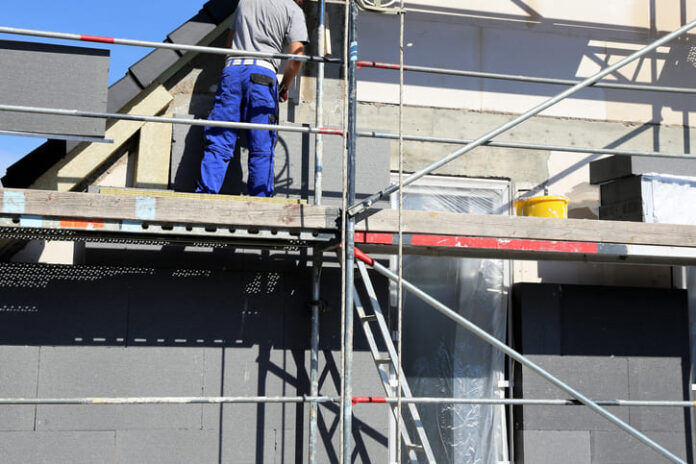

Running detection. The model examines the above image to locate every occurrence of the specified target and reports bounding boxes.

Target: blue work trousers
[196,64,278,197]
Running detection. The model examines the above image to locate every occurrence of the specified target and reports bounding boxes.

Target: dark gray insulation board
[0,261,390,463]
[590,155,696,185]
[512,283,693,464]
[0,40,109,139]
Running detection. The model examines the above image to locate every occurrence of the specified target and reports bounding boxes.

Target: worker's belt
[228,58,276,73]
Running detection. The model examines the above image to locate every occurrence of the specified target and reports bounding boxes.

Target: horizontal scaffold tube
[0,396,341,405]
[0,396,692,407]
[0,103,345,136]
[353,247,687,464]
[0,102,688,161]
[357,130,694,160]
[357,60,696,95]
[352,397,696,407]
[0,26,343,65]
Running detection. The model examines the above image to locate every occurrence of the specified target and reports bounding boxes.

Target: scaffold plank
[5,188,696,264]
[97,187,306,205]
[356,232,696,265]
[357,209,696,248]
[0,188,338,230]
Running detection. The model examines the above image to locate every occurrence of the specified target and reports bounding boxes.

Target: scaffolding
[1,2,696,463]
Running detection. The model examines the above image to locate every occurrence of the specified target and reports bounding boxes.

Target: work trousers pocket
[250,73,275,87]
[249,73,278,141]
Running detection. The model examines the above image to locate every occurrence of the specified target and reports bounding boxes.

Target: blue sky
[0,1,207,178]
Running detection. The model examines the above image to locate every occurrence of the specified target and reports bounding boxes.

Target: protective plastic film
[642,173,696,225]
[392,178,510,463]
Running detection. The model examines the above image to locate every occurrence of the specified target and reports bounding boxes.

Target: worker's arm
[279,41,305,98]
[226,29,235,48]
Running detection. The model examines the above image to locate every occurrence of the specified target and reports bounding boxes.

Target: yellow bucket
[514,195,568,218]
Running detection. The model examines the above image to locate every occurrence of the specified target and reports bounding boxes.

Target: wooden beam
[0,189,338,230]
[98,187,306,205]
[357,209,696,248]
[5,187,696,250]
[31,85,173,192]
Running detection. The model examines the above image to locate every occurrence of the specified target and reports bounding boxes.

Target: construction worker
[196,0,308,197]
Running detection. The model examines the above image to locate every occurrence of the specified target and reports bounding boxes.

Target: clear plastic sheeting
[391,177,510,464]
[641,173,696,225]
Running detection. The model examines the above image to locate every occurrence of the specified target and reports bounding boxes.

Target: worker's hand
[278,85,289,103]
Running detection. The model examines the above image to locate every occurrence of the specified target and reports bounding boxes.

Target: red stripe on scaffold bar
[80,35,115,44]
[352,396,387,405]
[410,235,599,254]
[355,232,394,245]
[318,128,345,136]
[354,247,375,266]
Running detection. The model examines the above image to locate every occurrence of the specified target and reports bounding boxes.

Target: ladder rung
[354,266,436,464]
[405,443,424,451]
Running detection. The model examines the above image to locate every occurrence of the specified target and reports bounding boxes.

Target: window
[390,175,511,464]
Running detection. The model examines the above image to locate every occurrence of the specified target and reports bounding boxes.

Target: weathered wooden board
[5,188,696,249]
[357,209,696,248]
[0,189,338,230]
[97,187,306,205]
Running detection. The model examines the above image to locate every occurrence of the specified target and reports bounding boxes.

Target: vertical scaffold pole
[314,0,327,205]
[310,0,327,455]
[308,248,323,464]
[342,1,359,462]
[396,1,406,461]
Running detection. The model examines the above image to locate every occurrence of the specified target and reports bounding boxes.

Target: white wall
[357,1,696,126]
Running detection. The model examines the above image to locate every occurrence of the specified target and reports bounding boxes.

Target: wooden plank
[134,118,173,189]
[98,187,306,205]
[0,189,338,230]
[31,85,173,192]
[357,209,696,248]
[5,187,696,250]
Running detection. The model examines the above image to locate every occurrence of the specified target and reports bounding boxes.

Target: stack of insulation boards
[590,156,696,225]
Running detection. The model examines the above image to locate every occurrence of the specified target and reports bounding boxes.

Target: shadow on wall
[356,0,696,191]
[0,261,383,351]
[512,282,694,464]
[358,1,696,110]
[171,121,304,197]
[0,260,389,463]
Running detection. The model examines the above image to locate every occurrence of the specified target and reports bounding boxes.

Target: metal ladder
[353,260,437,464]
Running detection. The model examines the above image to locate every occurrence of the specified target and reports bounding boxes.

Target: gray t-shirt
[227,0,309,72]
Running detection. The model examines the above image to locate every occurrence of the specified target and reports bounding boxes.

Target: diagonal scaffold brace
[353,247,686,464]
[347,18,696,218]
